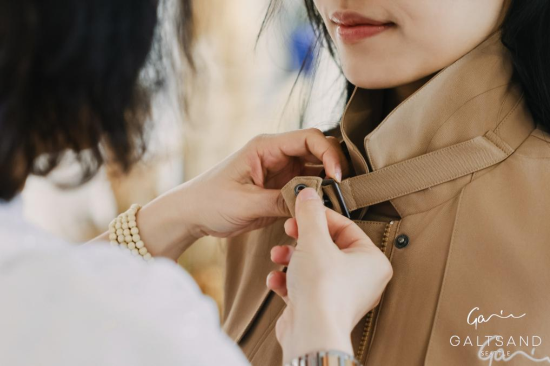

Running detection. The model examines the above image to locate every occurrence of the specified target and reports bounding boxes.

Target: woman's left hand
[127,128,348,260]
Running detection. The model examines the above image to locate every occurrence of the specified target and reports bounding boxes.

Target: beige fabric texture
[222,30,550,366]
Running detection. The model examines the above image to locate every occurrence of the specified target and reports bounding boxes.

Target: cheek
[336,26,441,89]
[312,0,329,22]
[312,0,333,40]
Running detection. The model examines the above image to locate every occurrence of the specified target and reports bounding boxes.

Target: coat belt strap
[282,131,515,217]
[326,131,513,213]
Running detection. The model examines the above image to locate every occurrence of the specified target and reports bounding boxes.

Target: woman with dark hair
[223,0,550,365]
[0,0,393,365]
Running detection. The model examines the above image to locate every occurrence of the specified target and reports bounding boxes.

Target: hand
[180,128,348,238]
[267,188,393,363]
[116,128,348,260]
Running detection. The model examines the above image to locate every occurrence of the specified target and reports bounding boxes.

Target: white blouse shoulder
[0,197,249,366]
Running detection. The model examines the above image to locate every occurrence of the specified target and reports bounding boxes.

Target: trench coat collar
[340,30,534,176]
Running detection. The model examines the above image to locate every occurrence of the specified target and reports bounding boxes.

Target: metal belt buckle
[322,179,351,219]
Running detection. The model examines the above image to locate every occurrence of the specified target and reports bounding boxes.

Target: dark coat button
[395,234,409,249]
[294,184,308,196]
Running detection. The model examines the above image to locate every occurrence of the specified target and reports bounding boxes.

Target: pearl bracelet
[108,204,154,262]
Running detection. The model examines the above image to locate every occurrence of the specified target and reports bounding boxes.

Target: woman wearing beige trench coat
[222,1,550,365]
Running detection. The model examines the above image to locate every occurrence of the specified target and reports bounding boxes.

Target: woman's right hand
[100,128,348,261]
[267,188,393,363]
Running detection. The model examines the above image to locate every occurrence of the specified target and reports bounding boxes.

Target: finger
[266,271,288,302]
[263,129,347,182]
[301,164,325,178]
[270,245,295,266]
[284,218,298,239]
[294,188,330,248]
[326,136,351,180]
[288,204,375,251]
[247,188,291,218]
[324,209,377,251]
[300,156,323,165]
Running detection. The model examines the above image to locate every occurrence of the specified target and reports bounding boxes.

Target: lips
[330,11,394,43]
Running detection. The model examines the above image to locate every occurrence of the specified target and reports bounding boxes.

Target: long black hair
[262,0,550,131]
[0,0,194,201]
[501,0,550,128]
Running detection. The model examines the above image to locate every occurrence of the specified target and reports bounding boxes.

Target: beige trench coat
[222,30,550,366]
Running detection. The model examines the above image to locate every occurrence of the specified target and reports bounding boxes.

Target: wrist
[136,185,205,260]
[281,313,353,364]
[294,300,357,336]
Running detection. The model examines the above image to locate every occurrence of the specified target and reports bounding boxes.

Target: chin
[341,59,399,88]
[344,72,402,90]
[343,63,437,90]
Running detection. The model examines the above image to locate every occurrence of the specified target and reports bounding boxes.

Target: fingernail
[298,188,319,201]
[266,272,274,286]
[334,167,342,183]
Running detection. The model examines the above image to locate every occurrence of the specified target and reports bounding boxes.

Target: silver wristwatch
[284,350,363,366]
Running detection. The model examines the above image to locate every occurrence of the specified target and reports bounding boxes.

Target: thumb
[295,188,330,247]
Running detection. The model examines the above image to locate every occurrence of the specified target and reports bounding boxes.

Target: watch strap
[285,350,362,366]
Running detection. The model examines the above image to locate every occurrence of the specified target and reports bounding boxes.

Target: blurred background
[21,0,347,316]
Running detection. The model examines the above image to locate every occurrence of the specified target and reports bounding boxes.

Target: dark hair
[501,0,550,128]
[0,0,193,201]
[263,0,550,132]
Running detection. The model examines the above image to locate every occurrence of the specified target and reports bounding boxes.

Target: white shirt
[0,196,249,366]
